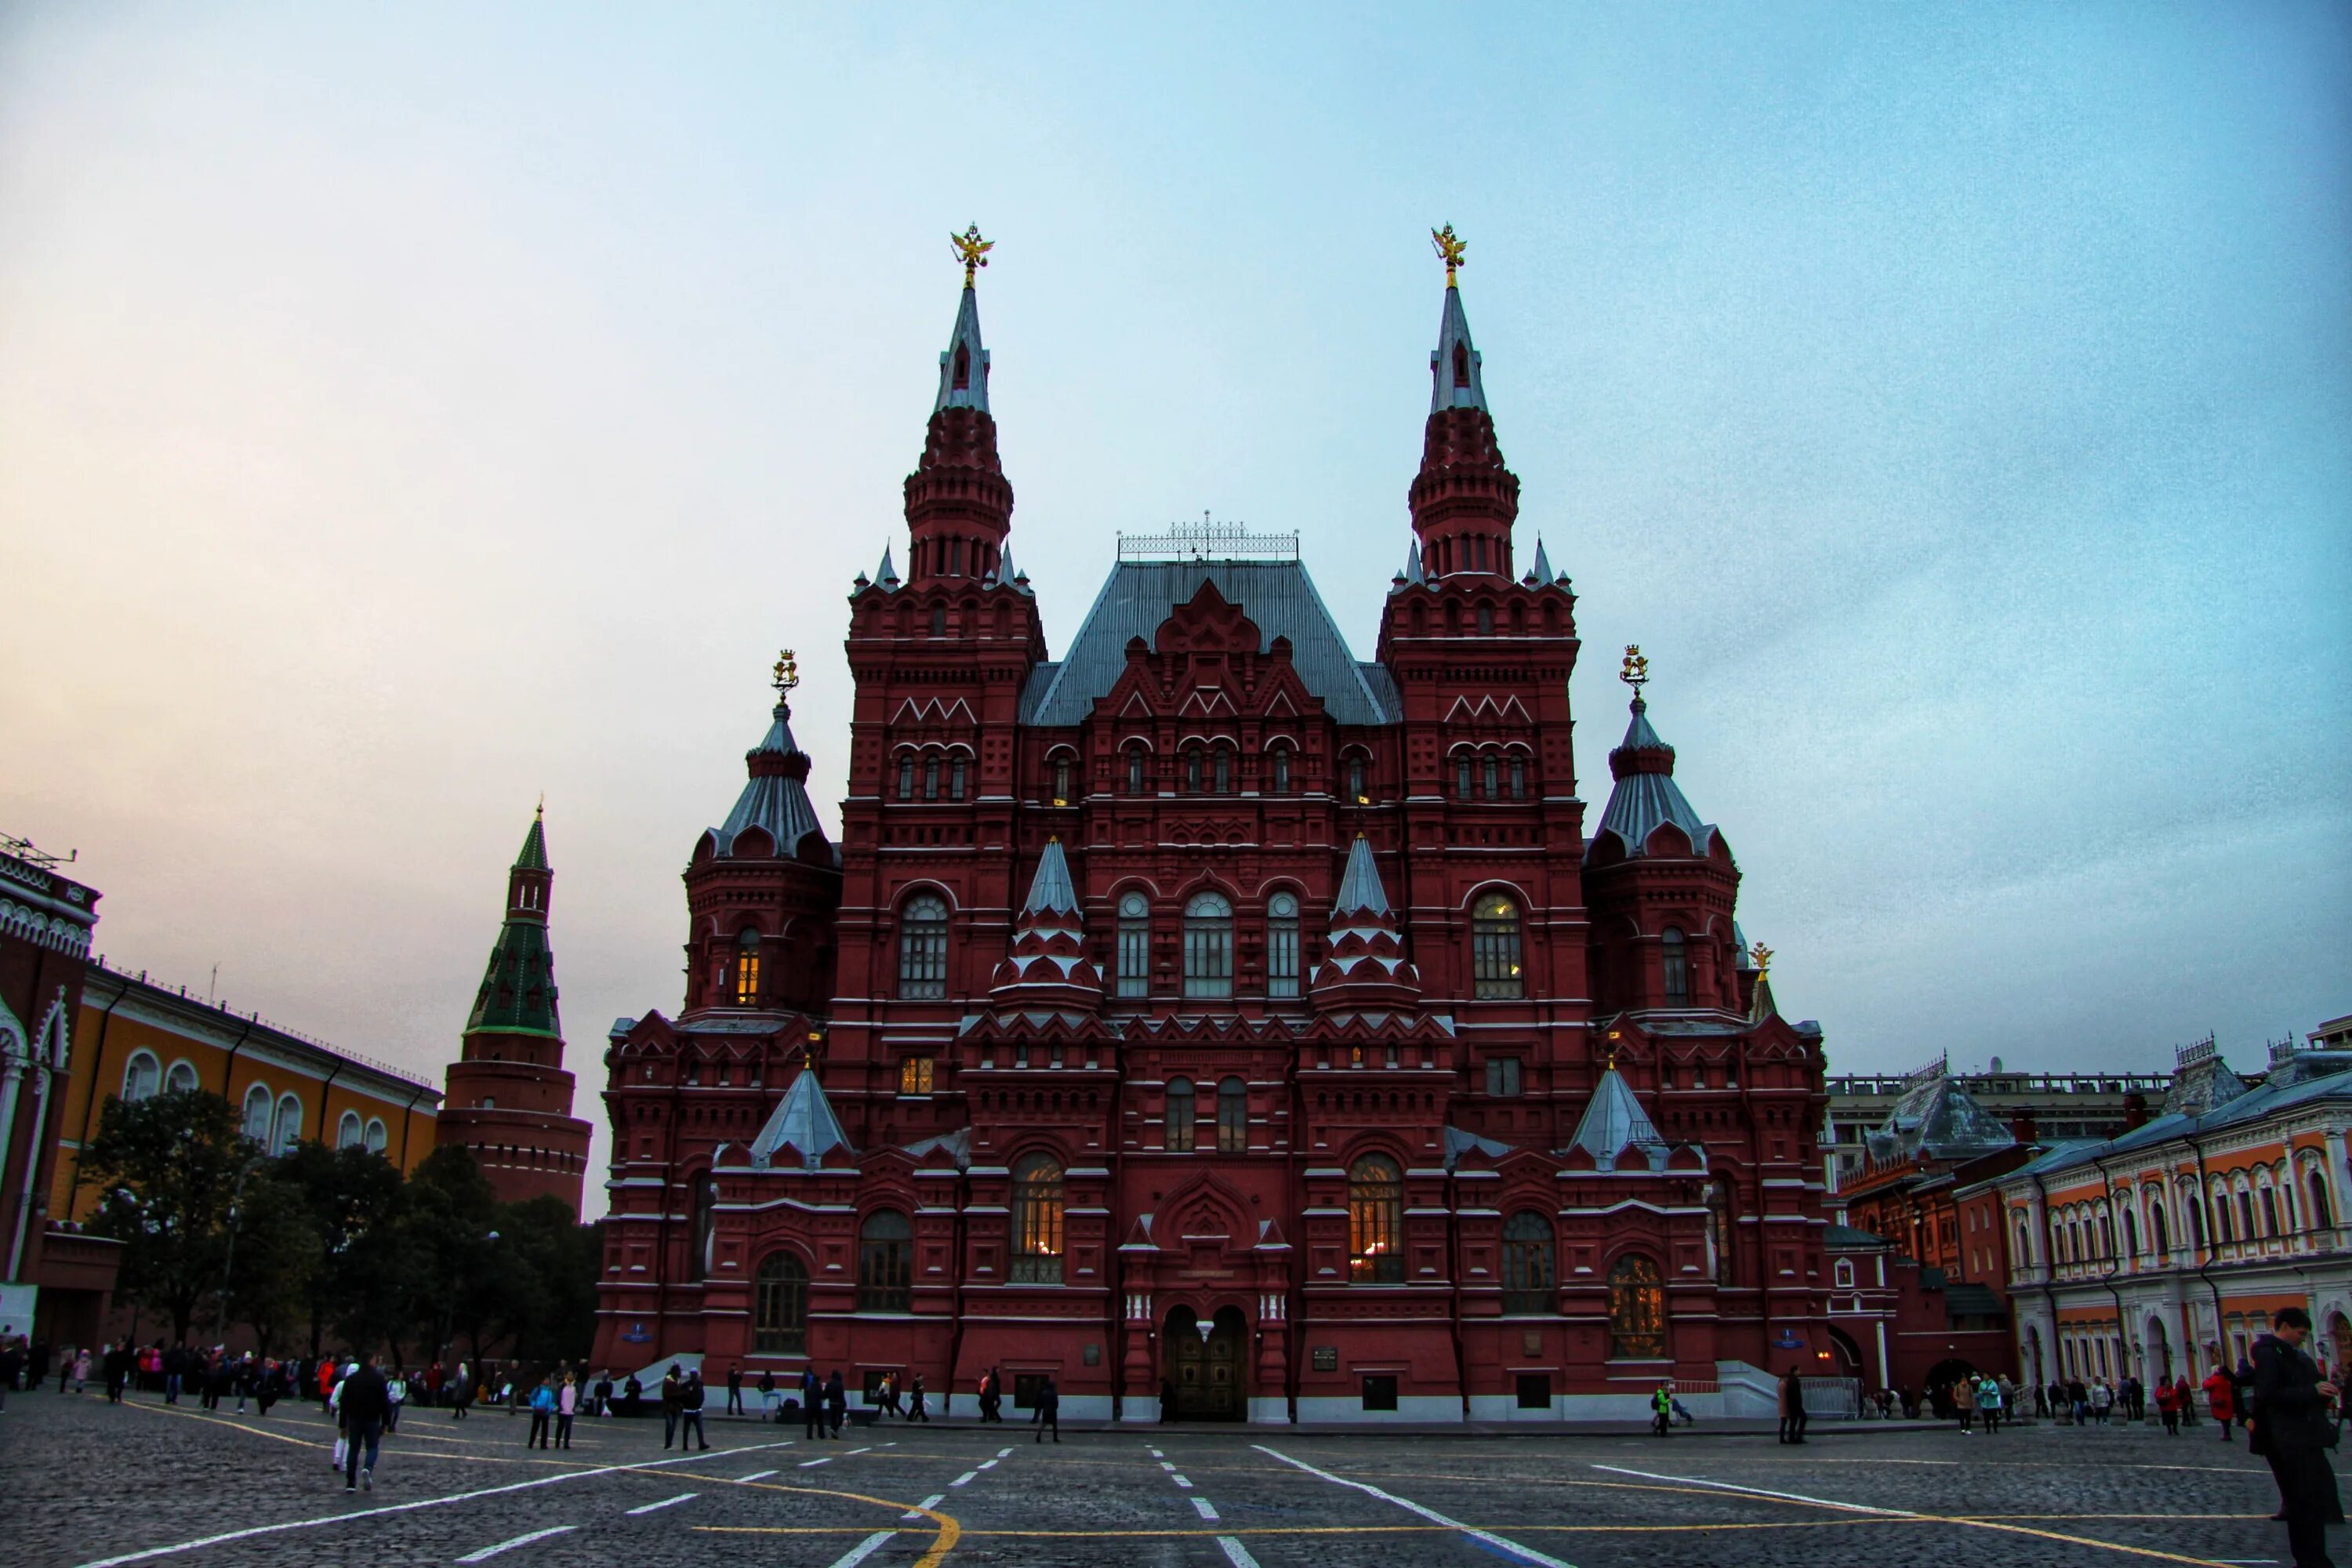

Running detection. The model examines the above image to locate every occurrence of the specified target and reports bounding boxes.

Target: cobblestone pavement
[1,1387,2335,1568]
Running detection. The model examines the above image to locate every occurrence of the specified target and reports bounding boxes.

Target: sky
[2,2,2346,1220]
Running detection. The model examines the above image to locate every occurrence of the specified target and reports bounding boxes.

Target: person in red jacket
[2155,1377,2181,1435]
[2205,1363,2238,1442]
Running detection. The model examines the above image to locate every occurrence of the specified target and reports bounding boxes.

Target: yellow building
[51,961,440,1222]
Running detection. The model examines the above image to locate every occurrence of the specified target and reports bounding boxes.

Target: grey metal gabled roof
[1588,697,1720,863]
[1018,560,1396,726]
[1864,1073,2016,1165]
[750,1066,854,1171]
[710,706,828,859]
[1564,1066,1667,1170]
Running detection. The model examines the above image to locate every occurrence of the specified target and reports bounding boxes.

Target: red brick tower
[438,809,591,1212]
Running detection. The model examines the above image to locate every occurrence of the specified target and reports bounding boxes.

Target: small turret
[1309,837,1422,1011]
[989,839,1104,1012]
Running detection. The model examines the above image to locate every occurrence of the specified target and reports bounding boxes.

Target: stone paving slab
[0,1382,2333,1568]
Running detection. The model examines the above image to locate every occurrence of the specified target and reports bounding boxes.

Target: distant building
[435,810,592,1214]
[1827,1058,2171,1186]
[0,833,108,1348]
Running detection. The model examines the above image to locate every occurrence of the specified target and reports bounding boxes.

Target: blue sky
[2,2,2345,1205]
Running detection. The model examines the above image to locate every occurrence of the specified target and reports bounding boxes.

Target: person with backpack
[526,1375,556,1450]
[679,1370,710,1450]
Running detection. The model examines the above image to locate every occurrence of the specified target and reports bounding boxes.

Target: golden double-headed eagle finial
[772,648,800,699]
[951,224,993,287]
[1751,943,1774,978]
[1431,223,1467,287]
[1619,644,1650,695]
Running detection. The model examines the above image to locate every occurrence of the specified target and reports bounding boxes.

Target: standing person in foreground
[825,1369,848,1439]
[2209,1361,2240,1443]
[660,1364,684,1449]
[725,1362,743,1417]
[678,1370,710,1451]
[556,1371,579,1450]
[527,1375,556,1450]
[339,1356,391,1494]
[1778,1366,1808,1444]
[1033,1374,1060,1443]
[801,1367,822,1440]
[2252,1307,2342,1568]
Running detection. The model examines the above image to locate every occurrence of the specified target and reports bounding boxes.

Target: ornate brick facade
[591,249,1835,1421]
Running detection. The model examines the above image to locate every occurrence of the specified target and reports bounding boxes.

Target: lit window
[1607,1254,1666,1357]
[1116,891,1150,999]
[1011,1155,1064,1283]
[1164,1077,1196,1152]
[735,928,763,1006]
[1661,927,1689,1005]
[1348,1155,1404,1283]
[858,1210,912,1310]
[900,1056,936,1095]
[1218,1077,1248,1152]
[898,895,949,999]
[1183,891,1233,999]
[1472,894,1523,999]
[1053,757,1073,807]
[1267,892,1300,999]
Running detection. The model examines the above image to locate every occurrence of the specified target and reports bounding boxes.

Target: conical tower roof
[466,808,561,1040]
[934,284,990,414]
[1565,1064,1666,1171]
[1334,834,1392,917]
[1430,280,1488,414]
[1310,837,1420,1010]
[1588,694,1719,863]
[708,686,828,861]
[750,1062,855,1171]
[990,838,1102,1010]
[1020,837,1080,916]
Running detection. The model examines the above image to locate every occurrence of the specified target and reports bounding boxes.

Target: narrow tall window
[1661,927,1690,1005]
[1509,757,1527,799]
[1472,894,1523,999]
[1266,892,1300,998]
[1011,1155,1065,1283]
[1270,745,1290,794]
[950,757,967,799]
[1183,891,1233,999]
[1454,339,1470,387]
[857,1210,912,1311]
[271,1094,303,1156]
[1478,604,1494,635]
[1127,745,1146,793]
[1185,747,1204,793]
[924,757,940,800]
[754,1253,809,1352]
[898,895,949,999]
[1214,746,1232,794]
[1218,1077,1249,1152]
[898,756,914,800]
[1346,756,1367,804]
[1483,754,1500,798]
[2312,1172,2335,1230]
[2151,1203,2170,1256]
[1606,1254,1666,1358]
[1116,891,1150,999]
[734,928,762,1005]
[1052,757,1073,806]
[1501,1211,1555,1314]
[953,343,971,390]
[1164,1076,1196,1152]
[931,604,946,636]
[1457,756,1473,799]
[1348,1155,1404,1283]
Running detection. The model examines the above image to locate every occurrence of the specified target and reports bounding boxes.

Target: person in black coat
[2252,1307,2343,1568]
[339,1356,393,1493]
[824,1370,848,1439]
[1034,1374,1060,1444]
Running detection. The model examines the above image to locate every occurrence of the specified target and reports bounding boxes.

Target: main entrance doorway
[1163,1305,1247,1421]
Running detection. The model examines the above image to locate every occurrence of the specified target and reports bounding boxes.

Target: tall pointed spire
[1410,224,1518,580]
[934,263,991,413]
[1565,1064,1668,1171]
[1429,258,1488,415]
[706,653,828,862]
[989,838,1103,1011]
[468,806,560,1038]
[906,225,1014,585]
[750,1060,855,1171]
[1310,837,1421,1011]
[1589,649,1719,862]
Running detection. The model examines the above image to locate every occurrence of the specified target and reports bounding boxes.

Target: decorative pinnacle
[1751,943,1773,977]
[1431,223,1467,288]
[950,224,993,287]
[771,648,800,701]
[535,793,544,819]
[1619,644,1650,698]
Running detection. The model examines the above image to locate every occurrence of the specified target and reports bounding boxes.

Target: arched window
[1477,603,1495,635]
[898,895,949,999]
[2151,1201,2170,1257]
[121,1051,160,1104]
[953,343,971,390]
[2260,1187,2280,1238]
[858,1210,912,1311]
[164,1060,200,1095]
[898,755,915,800]
[2239,1189,2256,1240]
[1509,757,1527,800]
[363,1118,388,1155]
[1483,754,1500,798]
[922,754,941,800]
[2122,1208,2140,1259]
[1164,1077,1196,1152]
[338,1111,364,1149]
[1454,339,1471,387]
[1501,1211,1555,1314]
[241,1083,274,1142]
[753,1252,809,1352]
[1457,755,1475,799]
[2311,1171,2334,1231]
[1346,754,1368,804]
[951,756,967,799]
[1218,1077,1249,1152]
[1116,891,1150,999]
[1471,894,1523,999]
[1051,757,1073,807]
[1269,745,1290,795]
[1213,746,1232,795]
[1606,1254,1666,1359]
[931,604,946,637]
[1183,891,1233,999]
[734,927,763,1006]
[1348,1154,1404,1283]
[1011,1154,1064,1283]
[1127,745,1146,794]
[271,1093,303,1156]
[1661,927,1690,1005]
[1185,746,1204,793]
[1266,892,1300,999]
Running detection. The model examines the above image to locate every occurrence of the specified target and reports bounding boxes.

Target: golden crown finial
[1620,644,1650,696]
[1751,943,1774,977]
[950,223,993,287]
[771,649,800,700]
[1431,223,1467,288]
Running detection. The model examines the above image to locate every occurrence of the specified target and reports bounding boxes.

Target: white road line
[799,1457,833,1468]
[1588,1465,1913,1517]
[977,1459,998,1471]
[826,1530,897,1568]
[949,1469,979,1486]
[456,1526,578,1562]
[1149,1448,1165,1458]
[1253,1444,1575,1568]
[735,1469,777,1482]
[1217,1538,1262,1568]
[901,1492,946,1521]
[1172,1473,1193,1488]
[77,1440,798,1568]
[848,1446,873,1455]
[623,1494,697,1516]
[1192,1497,1221,1521]
[1160,1461,1177,1472]
[996,1446,1013,1457]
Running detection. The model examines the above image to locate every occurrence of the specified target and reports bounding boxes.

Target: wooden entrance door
[1167,1309,1246,1421]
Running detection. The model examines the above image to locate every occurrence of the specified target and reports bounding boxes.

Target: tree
[78,1090,256,1345]
[392,1145,500,1366]
[499,1198,601,1365]
[274,1141,404,1356]
[221,1171,318,1355]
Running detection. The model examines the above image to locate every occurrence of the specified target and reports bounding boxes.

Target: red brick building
[590,244,1835,1422]
[438,811,592,1213]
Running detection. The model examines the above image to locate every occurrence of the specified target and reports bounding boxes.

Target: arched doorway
[1826,1324,1865,1384]
[1923,1356,1977,1419]
[1163,1304,1247,1421]
[2146,1314,2172,1382]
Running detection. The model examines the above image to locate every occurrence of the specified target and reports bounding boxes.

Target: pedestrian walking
[907,1373,930,1422]
[556,1373,579,1449]
[757,1368,776,1421]
[1979,1375,2004,1435]
[527,1376,556,1449]
[801,1368,822,1439]
[982,1367,1004,1423]
[1778,1366,1808,1444]
[596,1370,615,1417]
[680,1371,710,1450]
[72,1345,90,1395]
[726,1362,744,1417]
[661,1364,684,1449]
[1034,1374,1060,1443]
[2206,1363,2238,1442]
[1651,1381,1673,1437]
[1955,1375,1976,1432]
[2176,1373,2198,1426]
[337,1355,391,1493]
[2251,1307,2343,1568]
[2156,1377,2180,1434]
[2092,1379,2114,1425]
[825,1370,848,1439]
